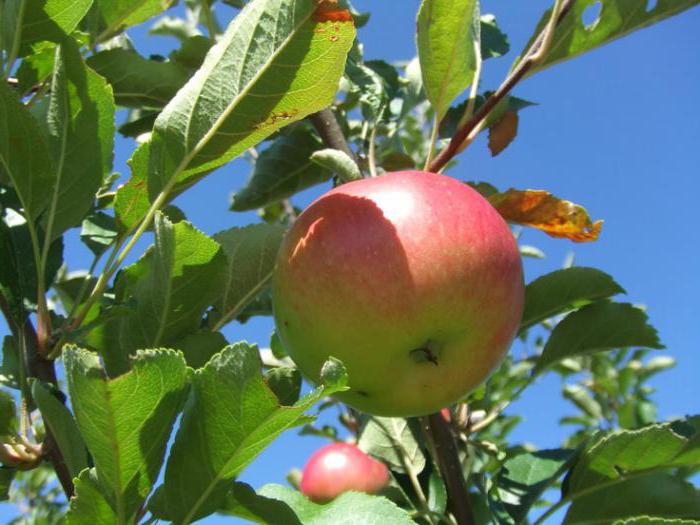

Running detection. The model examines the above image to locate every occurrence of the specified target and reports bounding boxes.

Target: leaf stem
[421,413,475,525]
[428,0,574,173]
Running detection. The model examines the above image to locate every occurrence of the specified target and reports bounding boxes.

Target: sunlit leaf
[417,0,480,121]
[65,468,116,525]
[158,343,348,524]
[488,189,603,242]
[358,417,425,474]
[64,346,189,522]
[522,0,700,76]
[146,0,355,203]
[93,0,177,42]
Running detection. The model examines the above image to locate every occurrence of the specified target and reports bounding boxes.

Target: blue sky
[1,0,699,522]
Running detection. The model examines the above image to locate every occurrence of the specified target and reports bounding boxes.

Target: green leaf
[231,127,331,211]
[319,356,349,389]
[145,0,355,202]
[0,213,63,320]
[64,346,189,523]
[4,0,93,51]
[221,481,302,524]
[439,94,536,139]
[358,417,425,474]
[86,49,190,109]
[36,39,115,242]
[265,367,302,406]
[0,390,16,435]
[563,384,603,420]
[177,330,228,370]
[564,474,700,524]
[523,0,700,76]
[566,416,700,494]
[0,337,19,389]
[480,14,509,59]
[258,484,416,524]
[310,148,361,183]
[496,448,575,523]
[81,212,119,256]
[211,223,285,330]
[160,343,346,524]
[521,267,626,331]
[614,519,700,525]
[428,468,447,515]
[103,213,226,374]
[0,82,53,221]
[65,468,117,525]
[536,302,664,372]
[113,142,150,231]
[30,380,88,479]
[416,0,480,121]
[0,468,14,501]
[93,0,177,41]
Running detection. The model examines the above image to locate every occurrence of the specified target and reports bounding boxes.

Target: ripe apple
[272,170,524,416]
[300,442,390,503]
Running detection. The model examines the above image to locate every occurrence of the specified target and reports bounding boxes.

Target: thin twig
[422,414,475,525]
[428,0,574,173]
[309,108,357,164]
[0,295,75,497]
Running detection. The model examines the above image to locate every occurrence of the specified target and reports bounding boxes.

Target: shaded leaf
[358,417,425,474]
[0,337,19,389]
[565,474,700,524]
[160,343,347,523]
[80,212,119,256]
[146,0,355,203]
[480,14,509,59]
[231,127,331,211]
[536,302,664,371]
[258,484,415,524]
[417,0,480,120]
[496,449,575,523]
[30,380,89,479]
[211,223,285,330]
[488,189,603,242]
[265,367,302,406]
[523,0,700,76]
[5,0,92,51]
[86,49,189,108]
[521,267,626,331]
[439,94,535,139]
[488,111,519,156]
[32,38,115,242]
[221,481,302,524]
[64,346,189,522]
[177,330,228,369]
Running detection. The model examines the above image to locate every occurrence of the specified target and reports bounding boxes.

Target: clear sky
[1,0,699,522]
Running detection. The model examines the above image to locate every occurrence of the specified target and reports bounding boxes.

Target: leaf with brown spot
[488,189,603,242]
[488,111,519,156]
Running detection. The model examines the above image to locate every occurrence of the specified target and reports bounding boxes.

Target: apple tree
[0,0,698,523]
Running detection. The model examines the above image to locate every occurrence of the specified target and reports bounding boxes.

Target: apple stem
[422,413,475,525]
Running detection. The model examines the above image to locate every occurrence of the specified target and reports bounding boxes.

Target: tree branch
[422,413,474,525]
[0,295,75,497]
[428,0,574,173]
[309,107,357,164]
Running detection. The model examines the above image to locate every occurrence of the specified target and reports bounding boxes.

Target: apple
[272,170,524,416]
[300,442,390,502]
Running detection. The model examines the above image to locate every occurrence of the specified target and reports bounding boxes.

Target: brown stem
[428,0,574,173]
[309,107,357,164]
[0,295,75,497]
[422,413,474,525]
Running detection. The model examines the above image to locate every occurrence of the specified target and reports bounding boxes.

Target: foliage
[0,0,697,524]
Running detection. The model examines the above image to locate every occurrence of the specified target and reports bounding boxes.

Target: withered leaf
[488,111,519,156]
[488,189,603,242]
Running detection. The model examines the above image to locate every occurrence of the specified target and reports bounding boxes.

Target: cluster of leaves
[0,0,698,523]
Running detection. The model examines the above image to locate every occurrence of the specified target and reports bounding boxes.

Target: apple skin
[272,170,524,416]
[300,442,390,503]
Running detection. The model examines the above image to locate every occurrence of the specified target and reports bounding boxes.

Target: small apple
[272,170,524,416]
[300,442,390,503]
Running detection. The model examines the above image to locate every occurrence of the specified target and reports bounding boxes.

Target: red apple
[272,170,524,416]
[300,442,390,503]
